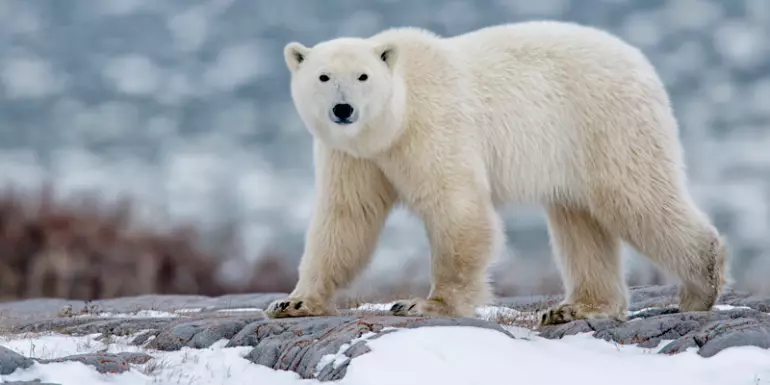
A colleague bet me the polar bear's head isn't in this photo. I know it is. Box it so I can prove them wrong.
[283,38,405,157]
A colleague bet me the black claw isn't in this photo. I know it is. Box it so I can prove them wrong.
[279,301,290,311]
[407,303,416,311]
[294,301,303,310]
[390,303,403,313]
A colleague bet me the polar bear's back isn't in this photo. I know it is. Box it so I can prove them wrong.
[446,21,668,134]
[371,22,682,205]
[448,21,681,203]
[451,20,652,67]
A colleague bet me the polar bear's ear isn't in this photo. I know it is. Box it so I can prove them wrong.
[284,42,310,73]
[375,43,398,70]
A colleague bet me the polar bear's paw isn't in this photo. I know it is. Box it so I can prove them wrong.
[538,303,625,327]
[389,297,460,317]
[265,297,336,318]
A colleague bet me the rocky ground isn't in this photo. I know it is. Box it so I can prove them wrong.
[2,285,770,384]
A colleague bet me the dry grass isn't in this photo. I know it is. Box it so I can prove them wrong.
[0,184,297,302]
[140,356,169,377]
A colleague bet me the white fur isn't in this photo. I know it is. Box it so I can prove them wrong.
[266,21,727,323]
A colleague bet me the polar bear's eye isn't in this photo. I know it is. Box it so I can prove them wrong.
[358,74,368,82]
[319,74,330,82]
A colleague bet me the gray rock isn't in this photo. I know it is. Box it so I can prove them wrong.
[85,295,213,314]
[721,295,770,313]
[497,284,768,313]
[0,293,281,331]
[37,352,153,374]
[494,293,562,312]
[62,317,177,336]
[0,346,33,375]
[659,317,770,357]
[13,317,178,337]
[78,293,285,314]
[147,316,267,350]
[0,299,87,330]
[196,293,288,312]
[231,315,514,381]
[504,286,770,357]
[130,330,162,346]
[536,319,594,338]
[2,285,770,383]
[627,285,681,311]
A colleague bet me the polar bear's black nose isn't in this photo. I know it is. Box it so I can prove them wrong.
[332,103,354,120]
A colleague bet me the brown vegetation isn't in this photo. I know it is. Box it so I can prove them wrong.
[0,185,297,302]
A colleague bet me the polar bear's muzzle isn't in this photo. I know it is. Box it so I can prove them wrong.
[330,103,358,125]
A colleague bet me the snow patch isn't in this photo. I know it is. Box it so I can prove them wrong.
[216,308,263,313]
[315,331,379,377]
[176,308,203,313]
[75,310,180,319]
[353,303,397,312]
[2,316,770,384]
[475,305,536,323]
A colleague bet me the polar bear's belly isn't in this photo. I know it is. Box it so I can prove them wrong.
[482,124,587,206]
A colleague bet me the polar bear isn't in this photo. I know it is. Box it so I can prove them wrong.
[265,20,727,325]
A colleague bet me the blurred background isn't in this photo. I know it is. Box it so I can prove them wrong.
[0,0,768,303]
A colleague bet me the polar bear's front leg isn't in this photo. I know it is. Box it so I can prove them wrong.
[391,191,501,318]
[266,145,398,318]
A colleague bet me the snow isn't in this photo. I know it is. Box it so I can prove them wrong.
[354,303,397,312]
[216,307,262,313]
[475,305,534,320]
[713,20,767,68]
[70,308,264,318]
[103,55,163,96]
[713,304,752,311]
[344,327,770,385]
[74,310,181,318]
[175,308,203,313]
[166,5,209,52]
[352,303,538,325]
[627,304,750,318]
[202,42,272,92]
[315,331,380,376]
[3,304,770,384]
[1,55,64,99]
